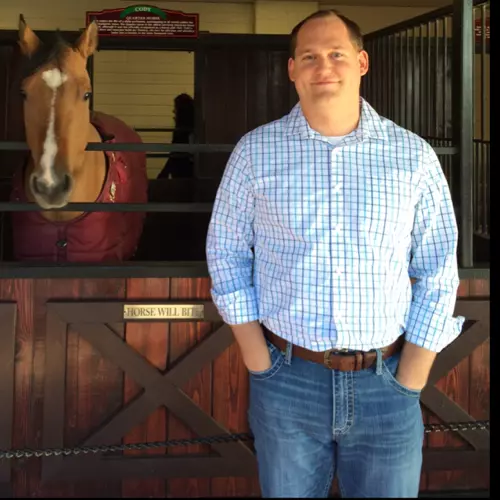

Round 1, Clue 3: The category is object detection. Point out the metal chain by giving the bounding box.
[0,421,489,460]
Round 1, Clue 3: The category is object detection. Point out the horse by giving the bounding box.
[10,16,148,262]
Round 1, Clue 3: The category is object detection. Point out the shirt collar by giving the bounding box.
[284,97,388,142]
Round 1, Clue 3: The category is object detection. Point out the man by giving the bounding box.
[206,9,464,498]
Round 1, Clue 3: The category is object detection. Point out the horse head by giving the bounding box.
[18,15,99,210]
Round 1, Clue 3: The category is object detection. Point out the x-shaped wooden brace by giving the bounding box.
[420,299,490,450]
[42,302,257,483]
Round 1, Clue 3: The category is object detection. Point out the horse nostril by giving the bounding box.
[63,174,71,192]
[32,176,43,195]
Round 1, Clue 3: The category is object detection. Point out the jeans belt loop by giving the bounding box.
[284,342,293,365]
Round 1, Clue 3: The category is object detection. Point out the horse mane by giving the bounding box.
[19,31,75,80]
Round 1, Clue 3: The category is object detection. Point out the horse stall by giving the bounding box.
[0,0,489,497]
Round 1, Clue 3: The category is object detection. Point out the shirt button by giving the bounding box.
[335,268,342,276]
[56,239,67,248]
[332,183,342,194]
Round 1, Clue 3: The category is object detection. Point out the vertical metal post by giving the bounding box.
[452,0,474,268]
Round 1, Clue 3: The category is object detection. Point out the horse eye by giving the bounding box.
[84,92,92,101]
[20,89,27,99]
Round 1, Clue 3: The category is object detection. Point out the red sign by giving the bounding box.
[86,5,199,38]
[475,16,490,42]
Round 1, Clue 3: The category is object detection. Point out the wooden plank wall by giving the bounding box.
[0,277,489,497]
[422,278,490,493]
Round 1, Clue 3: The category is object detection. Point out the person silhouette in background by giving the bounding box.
[157,93,195,179]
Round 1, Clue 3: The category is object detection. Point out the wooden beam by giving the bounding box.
[422,448,489,472]
[427,300,489,386]
[49,300,222,324]
[70,321,251,457]
[44,456,258,480]
[0,304,16,487]
[420,385,490,450]
[41,304,255,484]
[40,306,69,483]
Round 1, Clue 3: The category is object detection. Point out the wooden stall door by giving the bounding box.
[195,34,298,180]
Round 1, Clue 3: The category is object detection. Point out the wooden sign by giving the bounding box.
[123,304,205,320]
[86,4,199,38]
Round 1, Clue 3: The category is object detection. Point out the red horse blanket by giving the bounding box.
[11,112,148,262]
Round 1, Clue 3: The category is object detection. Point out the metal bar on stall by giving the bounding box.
[435,19,440,138]
[398,32,403,126]
[418,25,423,136]
[389,34,395,119]
[378,37,383,112]
[471,8,478,232]
[480,4,487,141]
[412,26,417,133]
[382,35,389,117]
[0,142,236,153]
[485,142,489,234]
[427,22,432,138]
[0,202,214,213]
[452,0,475,267]
[0,141,456,155]
[474,141,479,231]
[481,4,488,234]
[480,4,490,234]
[405,29,410,128]
[443,18,448,139]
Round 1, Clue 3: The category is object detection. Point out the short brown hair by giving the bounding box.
[289,9,364,58]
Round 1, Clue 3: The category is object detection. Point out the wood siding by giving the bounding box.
[0,277,490,497]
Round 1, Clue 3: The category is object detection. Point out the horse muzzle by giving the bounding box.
[30,172,73,209]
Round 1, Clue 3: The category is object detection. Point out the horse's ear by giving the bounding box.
[18,14,42,57]
[75,21,99,59]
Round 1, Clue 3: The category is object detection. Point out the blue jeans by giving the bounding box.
[248,338,424,498]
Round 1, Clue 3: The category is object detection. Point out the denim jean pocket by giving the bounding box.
[247,339,285,381]
[381,353,422,398]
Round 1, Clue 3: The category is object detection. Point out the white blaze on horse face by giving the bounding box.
[39,69,68,187]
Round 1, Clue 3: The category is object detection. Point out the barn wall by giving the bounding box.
[0,0,441,178]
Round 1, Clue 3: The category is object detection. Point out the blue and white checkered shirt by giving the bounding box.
[206,98,465,353]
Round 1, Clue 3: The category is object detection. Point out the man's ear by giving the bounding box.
[359,50,369,76]
[288,57,296,82]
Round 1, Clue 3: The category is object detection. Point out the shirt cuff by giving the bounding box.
[405,314,466,352]
[211,287,260,325]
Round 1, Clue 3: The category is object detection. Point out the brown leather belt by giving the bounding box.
[263,327,405,372]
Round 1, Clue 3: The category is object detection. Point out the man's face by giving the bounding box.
[288,15,369,106]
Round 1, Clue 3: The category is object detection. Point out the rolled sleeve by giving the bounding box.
[211,286,259,325]
[405,146,466,352]
[206,137,259,325]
